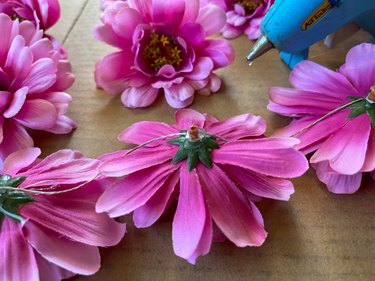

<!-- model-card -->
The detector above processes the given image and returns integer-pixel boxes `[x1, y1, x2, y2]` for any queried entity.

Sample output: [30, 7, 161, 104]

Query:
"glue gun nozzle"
[246, 35, 274, 65]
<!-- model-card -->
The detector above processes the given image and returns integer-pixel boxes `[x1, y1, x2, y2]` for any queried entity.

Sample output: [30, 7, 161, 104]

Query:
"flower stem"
[291, 98, 365, 137]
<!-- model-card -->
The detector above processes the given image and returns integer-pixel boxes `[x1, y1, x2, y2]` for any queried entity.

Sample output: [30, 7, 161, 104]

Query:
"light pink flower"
[202, 0, 274, 40]
[94, 0, 234, 108]
[0, 0, 64, 54]
[0, 148, 126, 281]
[96, 109, 308, 263]
[0, 14, 76, 159]
[100, 0, 127, 10]
[268, 43, 375, 194]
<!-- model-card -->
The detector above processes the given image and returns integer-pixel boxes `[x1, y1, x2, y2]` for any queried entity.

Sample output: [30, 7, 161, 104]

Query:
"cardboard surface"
[40, 1, 375, 280]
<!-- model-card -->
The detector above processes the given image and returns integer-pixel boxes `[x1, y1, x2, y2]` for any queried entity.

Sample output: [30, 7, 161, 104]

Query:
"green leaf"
[7, 176, 27, 187]
[202, 137, 220, 149]
[168, 136, 185, 145]
[187, 151, 199, 171]
[366, 106, 375, 129]
[171, 145, 188, 164]
[7, 192, 34, 205]
[347, 96, 363, 102]
[198, 148, 212, 168]
[347, 99, 366, 118]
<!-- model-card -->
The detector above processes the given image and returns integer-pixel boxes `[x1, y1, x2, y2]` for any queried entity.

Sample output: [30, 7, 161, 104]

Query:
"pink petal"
[3, 87, 28, 118]
[99, 145, 177, 177]
[164, 82, 195, 108]
[3, 147, 40, 175]
[310, 114, 371, 175]
[21, 188, 125, 246]
[0, 119, 34, 159]
[205, 113, 266, 140]
[362, 130, 375, 172]
[14, 99, 58, 130]
[118, 121, 178, 145]
[152, 0, 185, 31]
[0, 219, 39, 281]
[185, 57, 213, 81]
[121, 86, 159, 108]
[173, 163, 207, 261]
[178, 23, 206, 46]
[221, 24, 244, 39]
[48, 60, 74, 92]
[29, 38, 55, 61]
[35, 252, 75, 281]
[93, 24, 130, 49]
[96, 163, 179, 217]
[271, 110, 349, 154]
[44, 0, 61, 28]
[133, 170, 179, 227]
[113, 7, 144, 40]
[37, 91, 72, 114]
[213, 138, 308, 178]
[197, 4, 226, 36]
[200, 39, 235, 68]
[181, 0, 199, 24]
[0, 14, 16, 66]
[289, 61, 359, 97]
[314, 161, 362, 194]
[45, 115, 77, 134]
[175, 108, 206, 129]
[344, 43, 375, 96]
[196, 164, 267, 247]
[24, 221, 100, 275]
[22, 58, 57, 93]
[221, 164, 294, 200]
[269, 86, 346, 114]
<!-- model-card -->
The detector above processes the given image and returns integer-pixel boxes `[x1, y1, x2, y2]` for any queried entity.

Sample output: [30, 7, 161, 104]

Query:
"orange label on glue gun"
[302, 0, 333, 30]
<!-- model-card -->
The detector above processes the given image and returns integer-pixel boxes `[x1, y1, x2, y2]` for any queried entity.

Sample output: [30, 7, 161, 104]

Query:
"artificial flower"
[268, 43, 375, 194]
[100, 0, 127, 10]
[0, 0, 64, 55]
[94, 0, 234, 108]
[202, 0, 274, 40]
[0, 148, 126, 281]
[96, 109, 308, 264]
[0, 14, 76, 159]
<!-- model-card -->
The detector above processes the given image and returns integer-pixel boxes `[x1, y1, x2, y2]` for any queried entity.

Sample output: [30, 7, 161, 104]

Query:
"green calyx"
[168, 128, 220, 171]
[347, 96, 375, 128]
[0, 175, 34, 228]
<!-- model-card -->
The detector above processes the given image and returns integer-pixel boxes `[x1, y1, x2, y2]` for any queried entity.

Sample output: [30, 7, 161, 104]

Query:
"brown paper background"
[42, 0, 375, 280]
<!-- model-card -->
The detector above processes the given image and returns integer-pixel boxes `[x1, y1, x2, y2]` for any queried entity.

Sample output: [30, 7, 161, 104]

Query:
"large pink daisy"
[268, 43, 375, 194]
[94, 0, 234, 108]
[96, 109, 307, 263]
[0, 148, 126, 281]
[0, 14, 76, 159]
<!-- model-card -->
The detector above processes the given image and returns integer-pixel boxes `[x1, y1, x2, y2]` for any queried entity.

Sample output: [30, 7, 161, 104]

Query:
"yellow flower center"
[237, 0, 265, 14]
[367, 85, 375, 103]
[143, 31, 183, 71]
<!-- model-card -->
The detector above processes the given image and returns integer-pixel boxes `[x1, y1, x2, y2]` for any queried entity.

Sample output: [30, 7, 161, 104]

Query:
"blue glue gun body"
[261, 0, 375, 68]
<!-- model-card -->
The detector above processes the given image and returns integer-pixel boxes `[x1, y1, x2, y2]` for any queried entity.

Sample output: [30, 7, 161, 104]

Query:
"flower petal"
[21, 185, 125, 247]
[184, 57, 213, 81]
[196, 164, 267, 247]
[152, 0, 185, 30]
[205, 113, 266, 140]
[175, 108, 206, 129]
[14, 99, 58, 130]
[289, 61, 359, 97]
[22, 58, 57, 93]
[362, 130, 375, 172]
[133, 170, 179, 228]
[220, 164, 294, 201]
[344, 43, 375, 96]
[45, 115, 77, 134]
[24, 221, 100, 275]
[3, 147, 40, 175]
[0, 219, 39, 281]
[200, 39, 234, 68]
[118, 121, 178, 145]
[35, 252, 75, 281]
[164, 82, 195, 108]
[96, 162, 179, 217]
[121, 86, 159, 108]
[213, 138, 308, 178]
[3, 87, 28, 118]
[173, 163, 207, 261]
[113, 7, 144, 40]
[310, 114, 371, 175]
[314, 161, 362, 194]
[99, 145, 177, 177]
[197, 4, 226, 36]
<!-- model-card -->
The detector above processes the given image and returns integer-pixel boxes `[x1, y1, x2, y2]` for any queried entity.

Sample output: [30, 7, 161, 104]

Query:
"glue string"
[0, 172, 101, 195]
[290, 98, 365, 137]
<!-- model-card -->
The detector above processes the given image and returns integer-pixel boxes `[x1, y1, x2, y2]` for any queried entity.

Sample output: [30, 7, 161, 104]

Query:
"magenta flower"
[94, 0, 234, 108]
[0, 14, 76, 159]
[96, 109, 307, 263]
[202, 0, 274, 40]
[0, 0, 64, 54]
[0, 148, 126, 281]
[268, 43, 375, 194]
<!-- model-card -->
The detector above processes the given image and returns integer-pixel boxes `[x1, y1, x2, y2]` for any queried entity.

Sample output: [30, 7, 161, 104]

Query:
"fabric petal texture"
[97, 109, 308, 263]
[268, 43, 375, 193]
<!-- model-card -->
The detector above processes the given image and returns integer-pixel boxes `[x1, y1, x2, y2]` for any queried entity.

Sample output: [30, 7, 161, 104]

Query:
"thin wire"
[290, 98, 364, 137]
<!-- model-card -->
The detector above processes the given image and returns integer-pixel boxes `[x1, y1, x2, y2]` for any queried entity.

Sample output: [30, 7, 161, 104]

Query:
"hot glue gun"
[246, 0, 375, 69]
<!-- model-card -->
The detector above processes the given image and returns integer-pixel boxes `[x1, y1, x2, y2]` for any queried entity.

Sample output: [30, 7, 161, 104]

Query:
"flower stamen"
[236, 0, 265, 14]
[366, 85, 375, 103]
[143, 31, 183, 71]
